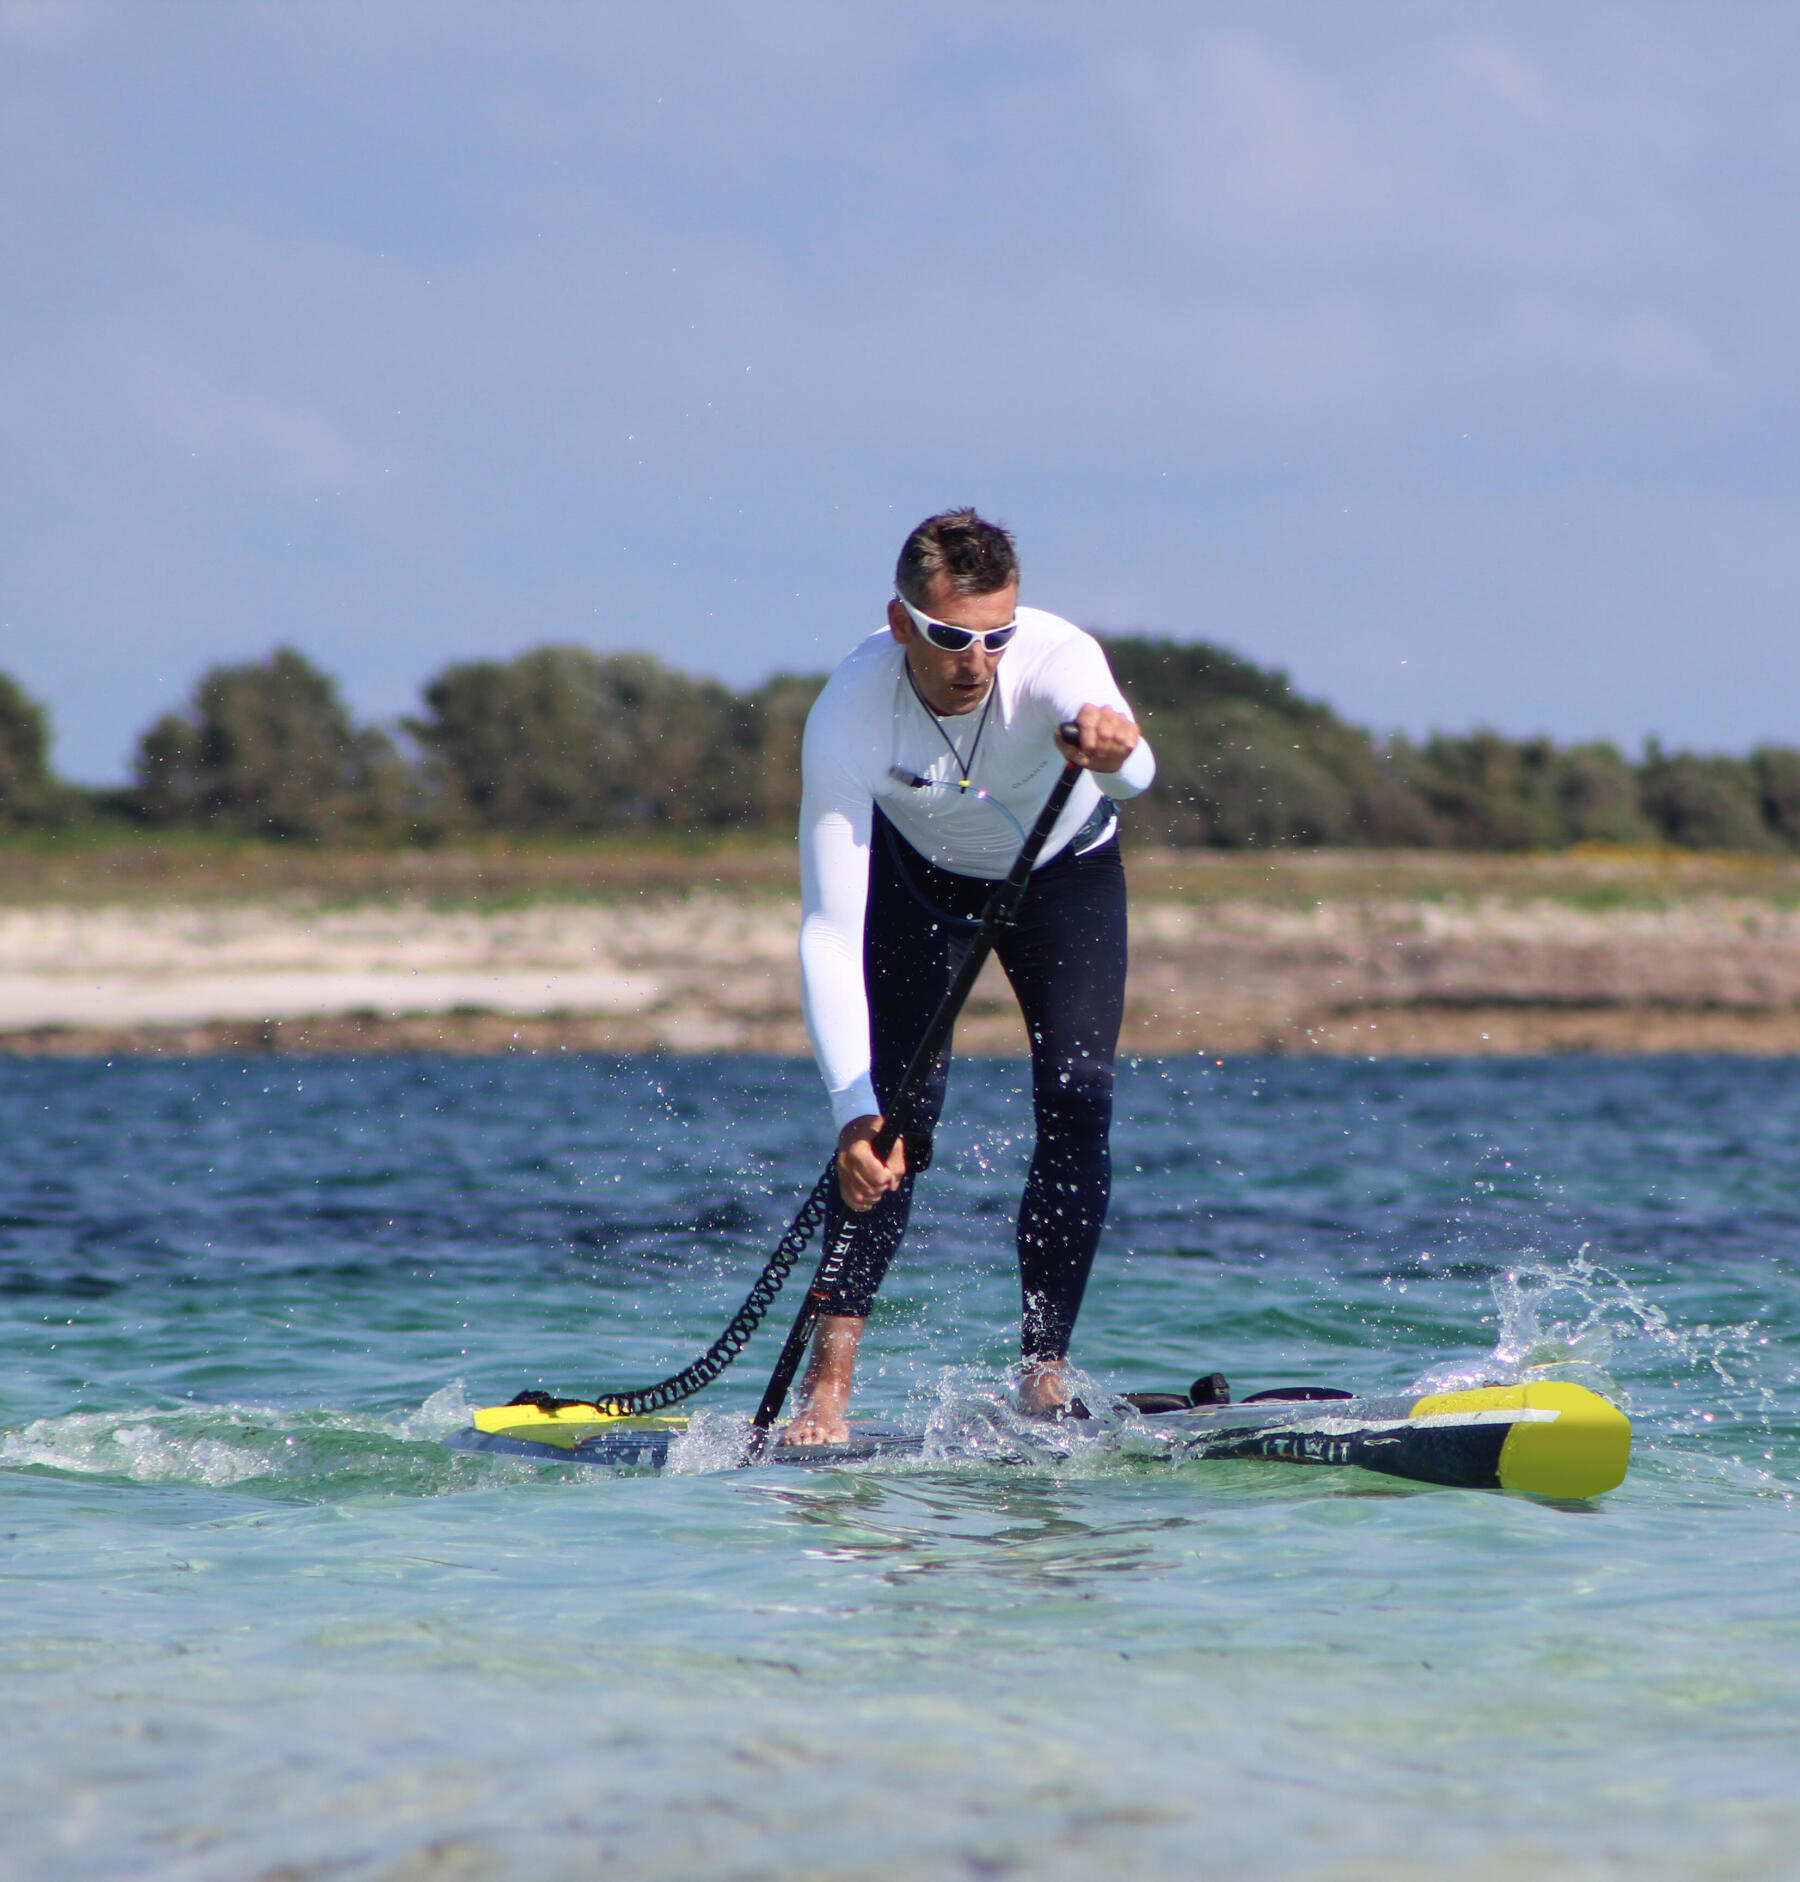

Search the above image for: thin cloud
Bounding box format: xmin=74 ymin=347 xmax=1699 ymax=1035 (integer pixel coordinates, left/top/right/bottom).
xmin=108 ymin=329 xmax=367 ymax=501
xmin=3 ymin=2 xmax=1798 ymax=780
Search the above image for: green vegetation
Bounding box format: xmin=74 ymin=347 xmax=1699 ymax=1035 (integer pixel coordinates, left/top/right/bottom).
xmin=1101 ymin=638 xmax=1799 ymax=853
xmin=134 ymin=649 xmax=411 ymax=840
xmin=0 ymin=673 xmax=75 ymax=829
xmin=1104 ymin=638 xmax=1433 ymax=847
xmin=411 ymin=647 xmax=751 ymax=833
xmin=5 ymin=637 xmax=1796 ymax=855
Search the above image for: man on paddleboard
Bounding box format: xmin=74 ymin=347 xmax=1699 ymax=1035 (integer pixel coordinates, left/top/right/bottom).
xmin=786 ymin=510 xmax=1155 ymax=1443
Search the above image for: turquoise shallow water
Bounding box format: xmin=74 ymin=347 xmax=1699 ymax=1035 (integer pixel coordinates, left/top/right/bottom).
xmin=3 ymin=1053 xmax=1798 ymax=1882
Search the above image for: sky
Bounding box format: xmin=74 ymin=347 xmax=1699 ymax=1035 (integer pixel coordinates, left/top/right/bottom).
xmin=2 ymin=1 xmax=1797 ymax=782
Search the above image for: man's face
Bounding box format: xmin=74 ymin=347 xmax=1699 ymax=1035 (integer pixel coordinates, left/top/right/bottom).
xmin=886 ymin=574 xmax=1018 ymax=717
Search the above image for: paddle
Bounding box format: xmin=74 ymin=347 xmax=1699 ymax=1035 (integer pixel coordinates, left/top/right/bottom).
xmin=747 ymin=728 xmax=1088 ymax=1448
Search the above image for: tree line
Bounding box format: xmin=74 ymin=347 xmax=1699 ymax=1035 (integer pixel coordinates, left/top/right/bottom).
xmin=1 ymin=640 xmax=1796 ymax=852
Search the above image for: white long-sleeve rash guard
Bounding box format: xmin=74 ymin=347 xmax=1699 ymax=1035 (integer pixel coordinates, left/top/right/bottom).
xmin=799 ymin=607 xmax=1156 ymax=1130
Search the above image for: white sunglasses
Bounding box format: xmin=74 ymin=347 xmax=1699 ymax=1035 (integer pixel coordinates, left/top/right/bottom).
xmin=895 ymin=592 xmax=1019 ymax=654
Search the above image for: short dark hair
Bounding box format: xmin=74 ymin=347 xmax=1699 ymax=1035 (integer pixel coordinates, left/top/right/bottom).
xmin=894 ymin=509 xmax=1018 ymax=606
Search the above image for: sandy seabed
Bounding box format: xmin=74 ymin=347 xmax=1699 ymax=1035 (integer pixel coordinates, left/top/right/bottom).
xmin=4 ymin=888 xmax=1800 ymax=1057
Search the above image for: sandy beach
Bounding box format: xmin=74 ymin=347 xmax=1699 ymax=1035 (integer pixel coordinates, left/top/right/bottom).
xmin=5 ymin=855 xmax=1800 ymax=1056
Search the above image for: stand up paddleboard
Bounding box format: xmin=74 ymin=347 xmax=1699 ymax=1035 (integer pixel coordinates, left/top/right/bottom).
xmin=448 ymin=1378 xmax=1631 ymax=1500
xmin=450 ymin=758 xmax=1630 ymax=1504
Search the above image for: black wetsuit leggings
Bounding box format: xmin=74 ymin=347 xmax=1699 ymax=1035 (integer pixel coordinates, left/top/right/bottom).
xmin=818 ymin=812 xmax=1128 ymax=1361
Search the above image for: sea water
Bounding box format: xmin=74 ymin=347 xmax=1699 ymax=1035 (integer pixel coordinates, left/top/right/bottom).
xmin=3 ymin=1053 xmax=1797 ymax=1882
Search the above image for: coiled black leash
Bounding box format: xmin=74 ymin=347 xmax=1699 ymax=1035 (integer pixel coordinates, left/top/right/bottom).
xmin=521 ymin=728 xmax=1088 ymax=1429
xmin=508 ymin=1165 xmax=836 ymax=1418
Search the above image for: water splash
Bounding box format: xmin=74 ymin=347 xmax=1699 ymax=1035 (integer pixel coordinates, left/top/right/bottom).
xmin=665 ymin=1405 xmax=756 ymax=1474
xmin=0 ymin=1388 xmax=522 ymax=1497
xmin=3 ymin=1405 xmax=290 ymax=1487
xmin=393 ymin=1381 xmax=478 ymax=1441
xmin=1411 ymin=1258 xmax=1624 ymax=1398
xmin=1410 ymin=1248 xmax=1780 ymax=1409
xmin=914 ymin=1363 xmax=1154 ymax=1472
xmin=660 ymin=1366 xmax=1155 ymax=1477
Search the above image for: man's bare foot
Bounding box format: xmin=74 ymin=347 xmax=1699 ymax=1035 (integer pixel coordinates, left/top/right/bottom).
xmin=1018 ymin=1360 xmax=1072 ymax=1418
xmin=781 ymin=1314 xmax=865 ymax=1445
xmin=781 ymin=1396 xmax=851 ymax=1446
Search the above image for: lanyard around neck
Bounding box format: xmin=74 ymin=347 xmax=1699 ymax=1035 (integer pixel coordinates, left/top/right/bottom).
xmin=905 ymin=659 xmax=996 ymax=789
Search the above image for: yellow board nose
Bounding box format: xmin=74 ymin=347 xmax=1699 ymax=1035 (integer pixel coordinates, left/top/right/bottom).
xmin=1411 ymin=1382 xmax=1631 ymax=1499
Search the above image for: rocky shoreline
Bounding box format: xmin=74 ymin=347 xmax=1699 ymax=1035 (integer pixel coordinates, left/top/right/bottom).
xmin=4 ymin=867 xmax=1800 ymax=1058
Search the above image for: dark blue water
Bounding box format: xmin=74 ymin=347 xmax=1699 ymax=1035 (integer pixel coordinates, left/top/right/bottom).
xmin=4 ymin=1054 xmax=1799 ymax=1880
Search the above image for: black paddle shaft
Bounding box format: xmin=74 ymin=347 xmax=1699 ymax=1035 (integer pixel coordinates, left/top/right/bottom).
xmin=751 ymin=730 xmax=1089 ymax=1439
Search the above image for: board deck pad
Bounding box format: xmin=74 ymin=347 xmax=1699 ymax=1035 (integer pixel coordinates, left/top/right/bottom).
xmin=449 ymin=1380 xmax=1630 ymax=1499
